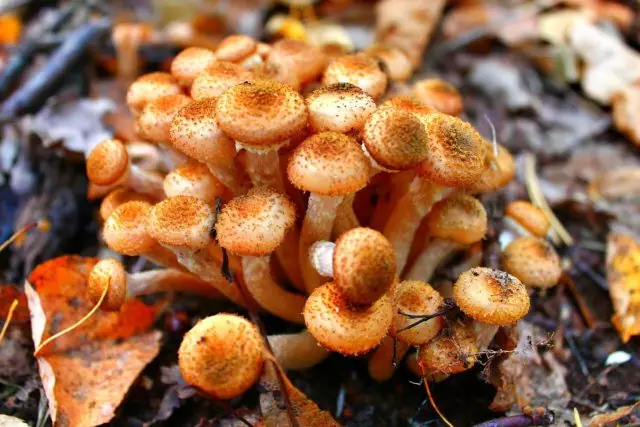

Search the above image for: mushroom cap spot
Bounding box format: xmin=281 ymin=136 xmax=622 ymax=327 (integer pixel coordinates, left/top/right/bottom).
xmin=306 ymin=83 xmax=376 ymax=133
xmin=287 ymin=132 xmax=371 ymax=195
xmin=268 ymin=39 xmax=327 ymax=84
xmin=147 ymin=196 xmax=215 ymax=249
xmin=215 ymin=80 xmax=308 ymax=148
xmin=178 ymin=314 xmax=264 ymax=400
xmin=505 ymin=201 xmax=549 ymax=238
xmin=469 ymin=142 xmax=516 ymax=193
xmin=170 ymin=47 xmax=217 ymax=87
xmin=380 ymin=96 xmax=437 ymax=126
xmin=169 ymin=99 xmax=236 ymax=165
xmin=216 ymin=187 xmax=296 ymax=256
xmin=303 ymin=282 xmax=393 ymax=356
xmin=88 ymin=259 xmax=127 ymax=311
xmin=453 ymin=267 xmax=530 ymax=325
xmin=136 ymin=94 xmax=192 ymax=143
xmin=333 ymin=227 xmax=396 ymax=305
xmin=417 ymin=113 xmax=485 ymax=188
xmin=322 ymin=53 xmax=388 ymax=99
xmin=502 ymin=237 xmax=561 ymax=289
xmin=215 ymin=34 xmax=257 ymax=62
xmin=163 ymin=161 xmax=225 ymax=202
xmin=126 ymin=72 xmax=182 ymax=116
xmin=418 ymin=322 xmax=479 ymax=375
xmin=103 ymin=201 xmax=157 ymax=255
xmin=413 ymin=78 xmax=464 ymax=116
xmin=362 ymin=106 xmax=429 ymax=171
xmin=86 ymin=139 xmax=129 ymax=186
xmin=100 ymin=189 xmax=153 ymax=222
xmin=426 ymin=194 xmax=487 ymax=244
xmin=391 ymin=281 xmax=444 ymax=345
xmin=191 ymin=61 xmax=253 ymax=101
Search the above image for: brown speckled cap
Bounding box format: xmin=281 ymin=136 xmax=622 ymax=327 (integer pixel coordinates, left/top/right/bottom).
xmin=87 ymin=259 xmax=127 ymax=311
xmin=306 ymin=83 xmax=376 ymax=133
xmin=426 ymin=194 xmax=487 ymax=245
xmin=103 ymin=201 xmax=156 ymax=255
xmin=136 ymin=94 xmax=191 ymax=143
xmin=391 ymin=281 xmax=444 ymax=345
xmin=502 ymin=237 xmax=561 ymax=289
xmin=126 ymin=72 xmax=182 ymax=116
xmin=418 ymin=322 xmax=479 ymax=375
xmin=322 ymin=53 xmax=388 ymax=100
xmin=170 ymin=47 xmax=217 ymax=88
xmin=505 ymin=201 xmax=549 ymax=237
xmin=163 ymin=162 xmax=225 ymax=202
xmin=191 ymin=61 xmax=253 ymax=101
xmin=86 ymin=139 xmax=129 ymax=186
xmin=147 ymin=196 xmax=215 ymax=250
xmin=215 ymin=35 xmax=257 ymax=62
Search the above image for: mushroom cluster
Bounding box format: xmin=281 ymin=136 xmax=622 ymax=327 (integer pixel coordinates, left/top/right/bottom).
xmin=83 ymin=34 xmax=563 ymax=402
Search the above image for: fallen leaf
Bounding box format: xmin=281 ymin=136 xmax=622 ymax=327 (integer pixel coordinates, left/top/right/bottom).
xmin=606 ymin=233 xmax=640 ymax=342
xmin=0 ymin=285 xmax=30 ymax=324
xmin=586 ymin=401 xmax=640 ymax=426
xmin=612 ymin=83 xmax=640 ymax=148
xmin=25 ymin=255 xmax=162 ymax=426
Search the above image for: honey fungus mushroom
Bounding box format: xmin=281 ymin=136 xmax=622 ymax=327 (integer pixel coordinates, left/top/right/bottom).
xmin=417 ymin=322 xmax=479 ymax=378
xmin=190 ymin=61 xmax=254 ymax=101
xmin=305 ymin=83 xmax=376 ymax=134
xmin=502 ymin=237 xmax=562 ymax=289
xmin=170 ymin=47 xmax=217 ymax=88
xmin=99 ymin=188 xmax=153 ymax=222
xmin=163 ymin=161 xmax=226 ymax=204
xmin=136 ymin=94 xmax=191 ymax=144
xmin=216 ymin=187 xmax=306 ymax=323
xmin=322 ymin=53 xmax=388 ymax=100
xmin=412 ymin=78 xmax=464 ymax=116
xmin=467 ymin=142 xmax=516 ymax=194
xmin=126 ymin=72 xmax=182 ymax=116
xmin=178 ymin=314 xmax=264 ymax=399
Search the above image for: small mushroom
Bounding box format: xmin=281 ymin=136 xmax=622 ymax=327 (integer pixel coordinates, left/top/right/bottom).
xmin=322 ymin=53 xmax=388 ymax=100
xmin=163 ymin=161 xmax=226 ymax=204
xmin=267 ymin=330 xmax=329 ymax=371
xmin=417 ymin=321 xmax=479 ymax=379
xmin=502 ymin=236 xmax=562 ymax=289
xmin=190 ymin=61 xmax=253 ymax=101
xmin=305 ymin=83 xmax=376 ymax=134
xmin=413 ymin=78 xmax=464 ymax=116
xmin=126 ymin=72 xmax=182 ymax=117
xmin=215 ymin=34 xmax=259 ymax=65
xmin=136 ymin=94 xmax=192 ymax=144
xmin=170 ymin=47 xmax=217 ymax=88
xmin=467 ymin=142 xmax=515 ymax=194
xmin=99 ymin=188 xmax=153 ymax=222
xmin=267 ymin=39 xmax=327 ymax=85
xmin=500 ymin=200 xmax=550 ymax=249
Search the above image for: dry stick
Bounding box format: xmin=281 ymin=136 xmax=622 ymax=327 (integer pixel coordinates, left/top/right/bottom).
xmin=396 ymin=299 xmax=456 ymax=334
xmin=0 ymin=299 xmax=19 ymax=344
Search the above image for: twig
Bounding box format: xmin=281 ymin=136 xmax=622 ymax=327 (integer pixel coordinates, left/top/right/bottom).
xmin=560 ymin=273 xmax=596 ymax=329
xmin=397 ymin=299 xmax=456 ymax=333
xmin=416 ymin=359 xmax=454 ymax=427
xmin=0 ymin=299 xmax=19 ymax=344
xmin=473 ymin=411 xmax=554 ymax=427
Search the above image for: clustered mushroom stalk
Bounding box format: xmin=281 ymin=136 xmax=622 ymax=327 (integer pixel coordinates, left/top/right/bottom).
xmin=78 ymin=33 xmax=559 ymax=405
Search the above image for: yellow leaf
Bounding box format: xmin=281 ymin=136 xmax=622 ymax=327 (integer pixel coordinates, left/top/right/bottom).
xmin=606 ymin=233 xmax=640 ymax=342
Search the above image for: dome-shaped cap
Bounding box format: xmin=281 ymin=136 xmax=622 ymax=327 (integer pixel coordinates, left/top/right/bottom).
xmin=216 ymin=187 xmax=296 ymax=256
xmin=380 ymin=96 xmax=436 ymax=126
xmin=306 ymin=83 xmax=376 ymax=133
xmin=322 ymin=53 xmax=388 ymax=99
xmin=303 ymin=282 xmax=393 ymax=355
xmin=147 ymin=196 xmax=215 ymax=249
xmin=88 ymin=259 xmax=127 ymax=311
xmin=287 ymin=132 xmax=370 ymax=195
xmin=391 ymin=281 xmax=444 ymax=345
xmin=426 ymin=194 xmax=487 ymax=244
xmin=267 ymin=39 xmax=327 ymax=84
xmin=86 ymin=139 xmax=129 ymax=186
xmin=178 ymin=314 xmax=264 ymax=399
xmin=126 ymin=72 xmax=182 ymax=116
xmin=417 ymin=113 xmax=485 ymax=188
xmin=169 ymin=99 xmax=236 ymax=165
xmin=136 ymin=94 xmax=191 ymax=143
xmin=413 ymin=78 xmax=464 ymax=116
xmin=215 ymin=35 xmax=257 ymax=62
xmin=366 ymin=44 xmax=413 ymax=81
xmin=170 ymin=47 xmax=217 ymax=88
xmin=362 ymin=106 xmax=429 ymax=171
xmin=502 ymin=237 xmax=561 ymax=289
xmin=163 ymin=162 xmax=225 ymax=202
xmin=103 ymin=201 xmax=157 ymax=255
xmin=100 ymin=189 xmax=153 ymax=222
xmin=333 ymin=227 xmax=396 ymax=305
xmin=453 ymin=267 xmax=530 ymax=325
xmin=190 ymin=61 xmax=253 ymax=101
xmin=418 ymin=322 xmax=479 ymax=375
xmin=215 ymin=80 xmax=307 ymax=149
xmin=505 ymin=201 xmax=549 ymax=238
xmin=468 ymin=143 xmax=515 ymax=193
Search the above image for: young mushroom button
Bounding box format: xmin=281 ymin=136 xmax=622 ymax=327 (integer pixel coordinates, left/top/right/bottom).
xmin=126 ymin=72 xmax=182 ymax=117
xmin=502 ymin=237 xmax=562 ymax=289
xmin=391 ymin=280 xmax=445 ymax=345
xmin=418 ymin=322 xmax=479 ymax=377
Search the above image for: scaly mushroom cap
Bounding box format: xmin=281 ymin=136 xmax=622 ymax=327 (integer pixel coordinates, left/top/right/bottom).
xmin=170 ymin=47 xmax=217 ymax=87
xmin=505 ymin=201 xmax=550 ymax=238
xmin=178 ymin=314 xmax=264 ymax=399
xmin=86 ymin=139 xmax=129 ymax=186
xmin=333 ymin=227 xmax=396 ymax=305
xmin=426 ymin=194 xmax=488 ymax=245
xmin=216 ymin=187 xmax=296 ymax=256
xmin=163 ymin=162 xmax=225 ymax=202
xmin=306 ymin=83 xmax=376 ymax=133
xmin=287 ymin=132 xmax=371 ymax=196
xmin=126 ymin=72 xmax=182 ymax=116
xmin=380 ymin=96 xmax=437 ymax=126
xmin=103 ymin=201 xmax=157 ymax=255
xmin=303 ymin=282 xmax=393 ymax=355
xmin=366 ymin=44 xmax=413 ymax=81
xmin=147 ymin=196 xmax=215 ymax=250
xmin=322 ymin=53 xmax=388 ymax=100
xmin=469 ymin=142 xmax=516 ymax=193
xmin=88 ymin=259 xmax=127 ymax=311
xmin=418 ymin=322 xmax=479 ymax=375
xmin=136 ymin=94 xmax=192 ymax=143
xmin=267 ymin=39 xmax=327 ymax=84
xmin=215 ymin=80 xmax=307 ymax=149
xmin=100 ymin=189 xmax=153 ymax=222
xmin=391 ymin=281 xmax=444 ymax=345
xmin=413 ymin=78 xmax=464 ymax=116
xmin=454 ymin=267 xmax=530 ymax=325
xmin=215 ymin=34 xmax=257 ymax=62
xmin=169 ymin=99 xmax=236 ymax=165
xmin=417 ymin=113 xmax=485 ymax=188
xmin=191 ymin=61 xmax=253 ymax=101
xmin=502 ymin=237 xmax=561 ymax=289
xmin=362 ymin=106 xmax=429 ymax=171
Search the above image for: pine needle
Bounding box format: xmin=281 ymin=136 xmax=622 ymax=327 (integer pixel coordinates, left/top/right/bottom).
xmin=417 ymin=358 xmax=454 ymax=427
xmin=573 ymin=408 xmax=583 ymax=427
xmin=0 ymin=299 xmax=19 ymax=344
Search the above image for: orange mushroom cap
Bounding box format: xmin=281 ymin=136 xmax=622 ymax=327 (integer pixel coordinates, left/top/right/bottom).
xmin=86 ymin=139 xmax=129 ymax=186
xmin=103 ymin=201 xmax=157 ymax=255
xmin=126 ymin=72 xmax=182 ymax=116
xmin=100 ymin=189 xmax=153 ymax=222
xmin=190 ymin=61 xmax=253 ymax=101
xmin=418 ymin=322 xmax=479 ymax=375
xmin=305 ymin=83 xmax=376 ymax=134
xmin=87 ymin=259 xmax=127 ymax=311
xmin=391 ymin=281 xmax=445 ymax=345
xmin=322 ymin=53 xmax=388 ymax=100
xmin=215 ymin=34 xmax=257 ymax=63
xmin=468 ymin=142 xmax=516 ymax=193
xmin=413 ymin=78 xmax=464 ymax=116
xmin=505 ymin=201 xmax=550 ymax=238
xmin=147 ymin=196 xmax=215 ymax=250
xmin=170 ymin=47 xmax=217 ymax=88
xmin=502 ymin=237 xmax=562 ymax=289
xmin=426 ymin=194 xmax=488 ymax=245
xmin=136 ymin=94 xmax=192 ymax=143
xmin=267 ymin=39 xmax=327 ymax=84
xmin=163 ymin=162 xmax=225 ymax=202
xmin=366 ymin=44 xmax=413 ymax=82
xmin=380 ymin=96 xmax=437 ymax=126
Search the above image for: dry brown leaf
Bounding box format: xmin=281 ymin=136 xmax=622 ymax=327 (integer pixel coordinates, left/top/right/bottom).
xmin=606 ymin=233 xmax=640 ymax=342
xmin=587 ymin=401 xmax=639 ymax=427
xmin=588 ymin=167 xmax=640 ymax=203
xmin=25 ymin=255 xmax=162 ymax=426
xmin=0 ymin=285 xmax=30 ymax=324
xmin=612 ymin=83 xmax=640 ymax=148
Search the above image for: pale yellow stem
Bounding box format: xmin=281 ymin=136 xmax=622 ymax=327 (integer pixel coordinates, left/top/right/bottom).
xmin=331 ymin=193 xmax=360 ymax=240
xmin=127 ymin=165 xmax=165 ymax=199
xmin=126 ymin=268 xmax=223 ymax=299
xmin=268 ymin=330 xmax=329 ymax=370
xmin=368 ymin=336 xmax=411 ymax=382
xmin=404 ymin=239 xmax=465 ymax=282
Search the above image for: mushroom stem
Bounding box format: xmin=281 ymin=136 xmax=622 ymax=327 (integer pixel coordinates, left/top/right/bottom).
xmin=473 ymin=323 xmax=500 ymax=350
xmin=405 ymin=239 xmax=465 ymax=282
xmin=241 ymin=256 xmax=306 ymax=324
xmin=299 ymin=194 xmax=344 ymax=292
xmin=125 ymin=164 xmax=166 ymax=199
xmin=309 ymin=240 xmax=335 ymax=278
xmin=368 ymin=336 xmax=411 ymax=382
xmin=383 ymin=177 xmax=452 ymax=273
xmin=332 ymin=194 xmax=360 ymax=239
xmin=126 ymin=268 xmax=223 ymax=299
xmin=267 ymin=330 xmax=329 ymax=370
xmin=207 ymin=162 xmax=249 ymax=196
xmin=499 ymin=217 xmax=533 ymax=250
xmin=139 ymin=245 xmax=185 ymax=271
